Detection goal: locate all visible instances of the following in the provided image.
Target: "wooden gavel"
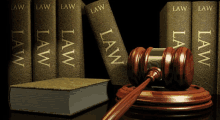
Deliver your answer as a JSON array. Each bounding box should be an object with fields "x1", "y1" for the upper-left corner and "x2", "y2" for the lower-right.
[{"x1": 102, "y1": 47, "x2": 194, "y2": 120}]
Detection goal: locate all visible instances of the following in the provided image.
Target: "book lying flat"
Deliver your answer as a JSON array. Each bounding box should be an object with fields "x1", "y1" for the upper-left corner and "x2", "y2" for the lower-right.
[{"x1": 9, "y1": 78, "x2": 110, "y2": 116}]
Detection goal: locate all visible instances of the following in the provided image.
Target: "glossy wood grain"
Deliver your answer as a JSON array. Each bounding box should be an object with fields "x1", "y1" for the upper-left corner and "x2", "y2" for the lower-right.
[
  {"x1": 173, "y1": 47, "x2": 194, "y2": 90},
  {"x1": 116, "y1": 84, "x2": 213, "y2": 111},
  {"x1": 117, "y1": 84, "x2": 212, "y2": 105},
  {"x1": 102, "y1": 47, "x2": 197, "y2": 120},
  {"x1": 128, "y1": 47, "x2": 194, "y2": 89},
  {"x1": 140, "y1": 47, "x2": 153, "y2": 82},
  {"x1": 161, "y1": 47, "x2": 175, "y2": 87},
  {"x1": 102, "y1": 67, "x2": 162, "y2": 120},
  {"x1": 127, "y1": 47, "x2": 146, "y2": 86}
]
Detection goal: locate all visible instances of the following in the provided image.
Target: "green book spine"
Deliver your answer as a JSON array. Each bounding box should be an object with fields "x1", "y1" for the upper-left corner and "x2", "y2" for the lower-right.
[
  {"x1": 8, "y1": 0, "x2": 32, "y2": 85},
  {"x1": 33, "y1": 0, "x2": 57, "y2": 81},
  {"x1": 57, "y1": 0, "x2": 84, "y2": 78},
  {"x1": 192, "y1": 1, "x2": 217, "y2": 96},
  {"x1": 160, "y1": 1, "x2": 191, "y2": 50},
  {"x1": 85, "y1": 0, "x2": 129, "y2": 85}
]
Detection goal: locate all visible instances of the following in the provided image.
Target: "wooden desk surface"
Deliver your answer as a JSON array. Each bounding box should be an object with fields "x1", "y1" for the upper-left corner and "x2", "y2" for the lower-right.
[{"x1": 7, "y1": 96, "x2": 218, "y2": 120}]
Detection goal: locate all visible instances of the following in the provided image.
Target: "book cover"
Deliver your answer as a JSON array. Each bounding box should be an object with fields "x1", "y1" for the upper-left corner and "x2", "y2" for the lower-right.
[
  {"x1": 8, "y1": 0, "x2": 32, "y2": 85},
  {"x1": 57, "y1": 0, "x2": 84, "y2": 78},
  {"x1": 192, "y1": 1, "x2": 217, "y2": 96},
  {"x1": 160, "y1": 1, "x2": 191, "y2": 50},
  {"x1": 85, "y1": 0, "x2": 129, "y2": 86},
  {"x1": 10, "y1": 78, "x2": 110, "y2": 115},
  {"x1": 33, "y1": 0, "x2": 57, "y2": 81}
]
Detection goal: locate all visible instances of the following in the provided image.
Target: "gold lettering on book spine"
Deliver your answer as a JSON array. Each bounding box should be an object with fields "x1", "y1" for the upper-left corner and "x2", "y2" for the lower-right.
[
  {"x1": 12, "y1": 31, "x2": 24, "y2": 50},
  {"x1": 172, "y1": 31, "x2": 186, "y2": 49},
  {"x1": 37, "y1": 30, "x2": 50, "y2": 67},
  {"x1": 61, "y1": 4, "x2": 75, "y2": 9},
  {"x1": 90, "y1": 4, "x2": 105, "y2": 14},
  {"x1": 61, "y1": 30, "x2": 75, "y2": 67},
  {"x1": 11, "y1": 4, "x2": 25, "y2": 10},
  {"x1": 173, "y1": 6, "x2": 188, "y2": 11},
  {"x1": 198, "y1": 6, "x2": 213, "y2": 11},
  {"x1": 38, "y1": 49, "x2": 50, "y2": 67},
  {"x1": 12, "y1": 49, "x2": 25, "y2": 67},
  {"x1": 36, "y1": 4, "x2": 51, "y2": 10},
  {"x1": 100, "y1": 28, "x2": 124, "y2": 64},
  {"x1": 11, "y1": 30, "x2": 25, "y2": 67},
  {"x1": 197, "y1": 30, "x2": 211, "y2": 67},
  {"x1": 62, "y1": 50, "x2": 75, "y2": 67},
  {"x1": 37, "y1": 30, "x2": 50, "y2": 50}
]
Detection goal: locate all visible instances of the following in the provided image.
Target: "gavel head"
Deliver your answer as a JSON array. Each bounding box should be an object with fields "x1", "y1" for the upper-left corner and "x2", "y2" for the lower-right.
[{"x1": 127, "y1": 47, "x2": 194, "y2": 90}]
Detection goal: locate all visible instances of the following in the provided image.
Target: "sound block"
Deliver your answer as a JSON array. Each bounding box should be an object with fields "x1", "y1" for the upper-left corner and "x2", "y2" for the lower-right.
[{"x1": 115, "y1": 84, "x2": 213, "y2": 112}]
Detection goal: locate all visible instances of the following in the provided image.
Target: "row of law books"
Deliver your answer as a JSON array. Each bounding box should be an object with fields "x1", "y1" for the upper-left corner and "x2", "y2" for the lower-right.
[
  {"x1": 9, "y1": 0, "x2": 130, "y2": 115},
  {"x1": 9, "y1": 0, "x2": 85, "y2": 85},
  {"x1": 159, "y1": 1, "x2": 220, "y2": 119},
  {"x1": 9, "y1": 0, "x2": 129, "y2": 86}
]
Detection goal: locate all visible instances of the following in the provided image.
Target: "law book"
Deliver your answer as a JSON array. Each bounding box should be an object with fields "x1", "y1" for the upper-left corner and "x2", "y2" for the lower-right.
[
  {"x1": 217, "y1": 2, "x2": 220, "y2": 119},
  {"x1": 9, "y1": 78, "x2": 110, "y2": 115},
  {"x1": 10, "y1": 102, "x2": 108, "y2": 120},
  {"x1": 85, "y1": 0, "x2": 129, "y2": 86},
  {"x1": 160, "y1": 1, "x2": 191, "y2": 50},
  {"x1": 8, "y1": 0, "x2": 32, "y2": 85},
  {"x1": 57, "y1": 0, "x2": 84, "y2": 78},
  {"x1": 192, "y1": 1, "x2": 217, "y2": 96},
  {"x1": 33, "y1": 0, "x2": 57, "y2": 81}
]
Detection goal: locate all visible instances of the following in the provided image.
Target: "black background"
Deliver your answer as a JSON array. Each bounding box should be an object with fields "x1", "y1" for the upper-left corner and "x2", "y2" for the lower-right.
[
  {"x1": 4, "y1": 0, "x2": 168, "y2": 81},
  {"x1": 82, "y1": 0, "x2": 167, "y2": 79}
]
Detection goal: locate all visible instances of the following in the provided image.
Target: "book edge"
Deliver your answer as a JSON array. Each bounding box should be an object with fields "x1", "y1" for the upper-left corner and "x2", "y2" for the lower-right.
[{"x1": 10, "y1": 78, "x2": 110, "y2": 91}]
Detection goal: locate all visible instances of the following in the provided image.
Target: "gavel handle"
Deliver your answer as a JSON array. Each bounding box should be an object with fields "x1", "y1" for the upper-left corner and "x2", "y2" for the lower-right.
[{"x1": 102, "y1": 78, "x2": 151, "y2": 120}]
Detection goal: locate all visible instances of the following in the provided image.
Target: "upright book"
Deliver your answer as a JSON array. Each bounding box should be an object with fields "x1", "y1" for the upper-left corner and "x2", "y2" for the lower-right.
[
  {"x1": 57, "y1": 0, "x2": 84, "y2": 78},
  {"x1": 10, "y1": 78, "x2": 110, "y2": 115},
  {"x1": 8, "y1": 0, "x2": 32, "y2": 85},
  {"x1": 160, "y1": 1, "x2": 191, "y2": 50},
  {"x1": 192, "y1": 1, "x2": 217, "y2": 96},
  {"x1": 85, "y1": 0, "x2": 129, "y2": 86},
  {"x1": 217, "y1": 2, "x2": 220, "y2": 119},
  {"x1": 33, "y1": 0, "x2": 57, "y2": 81}
]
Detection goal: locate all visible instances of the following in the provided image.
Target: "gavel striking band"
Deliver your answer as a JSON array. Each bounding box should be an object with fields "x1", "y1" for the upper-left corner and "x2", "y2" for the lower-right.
[{"x1": 102, "y1": 47, "x2": 194, "y2": 120}]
